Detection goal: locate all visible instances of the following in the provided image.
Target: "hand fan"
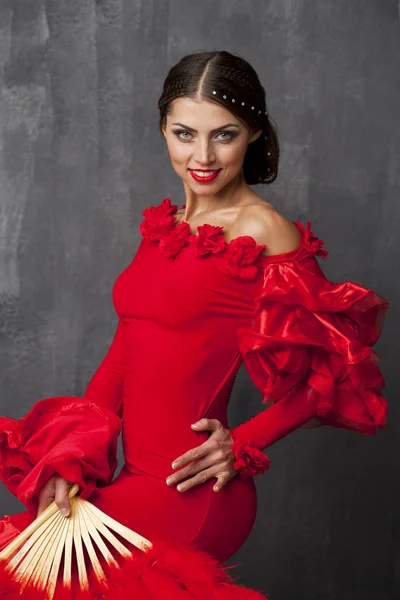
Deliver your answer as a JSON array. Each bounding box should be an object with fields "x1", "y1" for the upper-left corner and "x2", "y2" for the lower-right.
[{"x1": 0, "y1": 483, "x2": 152, "y2": 600}]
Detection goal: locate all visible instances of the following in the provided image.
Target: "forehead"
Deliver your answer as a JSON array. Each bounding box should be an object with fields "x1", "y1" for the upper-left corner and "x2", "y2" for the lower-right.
[{"x1": 168, "y1": 97, "x2": 244, "y2": 127}]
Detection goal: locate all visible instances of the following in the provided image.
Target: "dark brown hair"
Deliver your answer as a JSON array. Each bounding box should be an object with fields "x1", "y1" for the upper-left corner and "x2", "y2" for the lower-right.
[{"x1": 158, "y1": 50, "x2": 279, "y2": 185}]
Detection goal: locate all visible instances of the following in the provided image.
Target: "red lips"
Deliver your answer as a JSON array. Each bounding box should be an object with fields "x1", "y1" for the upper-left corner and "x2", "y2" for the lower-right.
[{"x1": 188, "y1": 169, "x2": 221, "y2": 183}]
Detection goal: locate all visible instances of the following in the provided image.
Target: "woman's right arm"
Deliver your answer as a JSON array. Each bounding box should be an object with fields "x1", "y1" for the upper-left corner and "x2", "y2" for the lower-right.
[
  {"x1": 82, "y1": 318, "x2": 127, "y2": 418},
  {"x1": 36, "y1": 318, "x2": 127, "y2": 516}
]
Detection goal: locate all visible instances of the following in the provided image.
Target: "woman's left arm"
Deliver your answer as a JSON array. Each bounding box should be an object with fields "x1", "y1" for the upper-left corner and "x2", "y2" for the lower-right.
[{"x1": 228, "y1": 250, "x2": 388, "y2": 478}]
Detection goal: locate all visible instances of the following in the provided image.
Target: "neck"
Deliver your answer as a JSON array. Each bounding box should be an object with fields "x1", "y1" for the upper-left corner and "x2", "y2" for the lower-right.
[{"x1": 181, "y1": 169, "x2": 250, "y2": 220}]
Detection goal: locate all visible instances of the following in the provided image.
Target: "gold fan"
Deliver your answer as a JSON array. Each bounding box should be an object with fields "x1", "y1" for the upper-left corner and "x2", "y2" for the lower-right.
[{"x1": 0, "y1": 483, "x2": 152, "y2": 600}]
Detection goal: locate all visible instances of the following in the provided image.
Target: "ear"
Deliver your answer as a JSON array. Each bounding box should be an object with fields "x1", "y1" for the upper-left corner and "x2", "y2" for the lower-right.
[{"x1": 249, "y1": 129, "x2": 263, "y2": 144}]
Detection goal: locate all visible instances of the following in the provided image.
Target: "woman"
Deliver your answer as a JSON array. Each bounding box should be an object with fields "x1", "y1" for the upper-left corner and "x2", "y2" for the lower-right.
[{"x1": 0, "y1": 50, "x2": 388, "y2": 598}]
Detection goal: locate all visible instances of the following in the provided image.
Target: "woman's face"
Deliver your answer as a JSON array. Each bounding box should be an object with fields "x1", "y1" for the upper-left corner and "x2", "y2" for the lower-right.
[{"x1": 162, "y1": 97, "x2": 261, "y2": 195}]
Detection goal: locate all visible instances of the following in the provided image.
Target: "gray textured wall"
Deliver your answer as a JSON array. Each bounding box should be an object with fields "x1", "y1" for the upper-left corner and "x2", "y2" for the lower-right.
[{"x1": 0, "y1": 1, "x2": 399, "y2": 599}]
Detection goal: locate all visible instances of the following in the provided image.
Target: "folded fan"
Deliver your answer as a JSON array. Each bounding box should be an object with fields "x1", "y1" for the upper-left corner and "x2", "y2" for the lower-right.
[{"x1": 0, "y1": 483, "x2": 152, "y2": 600}]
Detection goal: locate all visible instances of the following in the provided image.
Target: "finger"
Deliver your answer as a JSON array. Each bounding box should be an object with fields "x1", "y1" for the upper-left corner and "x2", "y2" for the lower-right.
[
  {"x1": 176, "y1": 469, "x2": 212, "y2": 492},
  {"x1": 176, "y1": 454, "x2": 236, "y2": 492},
  {"x1": 167, "y1": 455, "x2": 216, "y2": 486},
  {"x1": 191, "y1": 418, "x2": 221, "y2": 432},
  {"x1": 213, "y1": 472, "x2": 234, "y2": 492},
  {"x1": 55, "y1": 478, "x2": 72, "y2": 517},
  {"x1": 172, "y1": 443, "x2": 210, "y2": 470},
  {"x1": 176, "y1": 466, "x2": 226, "y2": 493},
  {"x1": 168, "y1": 440, "x2": 230, "y2": 483},
  {"x1": 172, "y1": 422, "x2": 225, "y2": 469},
  {"x1": 36, "y1": 477, "x2": 56, "y2": 518}
]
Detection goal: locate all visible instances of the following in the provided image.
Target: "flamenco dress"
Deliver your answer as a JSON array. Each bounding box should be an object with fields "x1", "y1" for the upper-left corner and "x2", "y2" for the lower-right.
[{"x1": 0, "y1": 197, "x2": 388, "y2": 598}]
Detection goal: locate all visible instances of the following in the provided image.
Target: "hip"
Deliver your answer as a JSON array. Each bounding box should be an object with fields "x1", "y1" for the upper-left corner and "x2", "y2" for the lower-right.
[{"x1": 90, "y1": 464, "x2": 258, "y2": 561}]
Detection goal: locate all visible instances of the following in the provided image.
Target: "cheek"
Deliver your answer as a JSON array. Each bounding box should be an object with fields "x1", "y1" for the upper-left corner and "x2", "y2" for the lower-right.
[
  {"x1": 166, "y1": 139, "x2": 190, "y2": 166},
  {"x1": 219, "y1": 140, "x2": 248, "y2": 167}
]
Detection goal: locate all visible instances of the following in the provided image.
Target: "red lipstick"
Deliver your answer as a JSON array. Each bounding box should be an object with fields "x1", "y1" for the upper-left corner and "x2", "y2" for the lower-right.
[{"x1": 188, "y1": 169, "x2": 221, "y2": 184}]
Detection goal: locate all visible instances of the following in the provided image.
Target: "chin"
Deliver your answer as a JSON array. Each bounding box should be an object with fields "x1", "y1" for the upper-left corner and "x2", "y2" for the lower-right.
[{"x1": 188, "y1": 182, "x2": 225, "y2": 196}]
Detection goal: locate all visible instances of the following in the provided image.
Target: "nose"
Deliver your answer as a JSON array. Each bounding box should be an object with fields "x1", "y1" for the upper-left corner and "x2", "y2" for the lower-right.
[{"x1": 193, "y1": 138, "x2": 216, "y2": 166}]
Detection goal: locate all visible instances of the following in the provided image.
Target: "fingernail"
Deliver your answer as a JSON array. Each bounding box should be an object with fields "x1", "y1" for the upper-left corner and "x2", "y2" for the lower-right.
[
  {"x1": 191, "y1": 423, "x2": 199, "y2": 428},
  {"x1": 214, "y1": 486, "x2": 219, "y2": 492},
  {"x1": 61, "y1": 508, "x2": 69, "y2": 517},
  {"x1": 172, "y1": 462, "x2": 178, "y2": 469},
  {"x1": 177, "y1": 484, "x2": 183, "y2": 492},
  {"x1": 166, "y1": 478, "x2": 173, "y2": 485}
]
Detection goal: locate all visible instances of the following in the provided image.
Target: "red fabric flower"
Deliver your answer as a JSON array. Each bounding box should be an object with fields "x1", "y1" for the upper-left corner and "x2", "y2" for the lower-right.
[
  {"x1": 140, "y1": 198, "x2": 177, "y2": 242},
  {"x1": 159, "y1": 221, "x2": 191, "y2": 258},
  {"x1": 219, "y1": 236, "x2": 266, "y2": 280},
  {"x1": 295, "y1": 221, "x2": 329, "y2": 259},
  {"x1": 231, "y1": 440, "x2": 271, "y2": 479},
  {"x1": 190, "y1": 224, "x2": 226, "y2": 256}
]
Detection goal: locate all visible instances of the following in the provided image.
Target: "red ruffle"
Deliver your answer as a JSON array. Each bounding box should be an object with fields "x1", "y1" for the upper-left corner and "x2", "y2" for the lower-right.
[
  {"x1": 0, "y1": 516, "x2": 22, "y2": 553},
  {"x1": 237, "y1": 260, "x2": 388, "y2": 434},
  {"x1": 294, "y1": 221, "x2": 329, "y2": 260},
  {"x1": 230, "y1": 440, "x2": 271, "y2": 479},
  {"x1": 0, "y1": 537, "x2": 269, "y2": 599},
  {"x1": 0, "y1": 397, "x2": 121, "y2": 513}
]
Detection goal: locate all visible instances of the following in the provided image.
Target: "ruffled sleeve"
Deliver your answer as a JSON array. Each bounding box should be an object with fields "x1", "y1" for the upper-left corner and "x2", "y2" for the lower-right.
[
  {"x1": 0, "y1": 396, "x2": 121, "y2": 514},
  {"x1": 229, "y1": 226, "x2": 388, "y2": 475}
]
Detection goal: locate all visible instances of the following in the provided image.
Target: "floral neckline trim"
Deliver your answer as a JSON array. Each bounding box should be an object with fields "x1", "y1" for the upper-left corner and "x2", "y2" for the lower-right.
[{"x1": 139, "y1": 198, "x2": 329, "y2": 280}]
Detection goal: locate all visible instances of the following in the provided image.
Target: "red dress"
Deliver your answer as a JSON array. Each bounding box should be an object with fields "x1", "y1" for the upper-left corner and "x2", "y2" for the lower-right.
[{"x1": 0, "y1": 198, "x2": 388, "y2": 598}]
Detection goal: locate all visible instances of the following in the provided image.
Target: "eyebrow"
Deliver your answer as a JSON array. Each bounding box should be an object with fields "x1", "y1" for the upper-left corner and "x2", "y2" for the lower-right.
[{"x1": 171, "y1": 122, "x2": 240, "y2": 134}]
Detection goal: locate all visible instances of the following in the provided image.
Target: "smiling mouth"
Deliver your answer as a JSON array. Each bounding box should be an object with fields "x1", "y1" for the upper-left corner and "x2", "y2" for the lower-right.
[{"x1": 188, "y1": 169, "x2": 221, "y2": 178}]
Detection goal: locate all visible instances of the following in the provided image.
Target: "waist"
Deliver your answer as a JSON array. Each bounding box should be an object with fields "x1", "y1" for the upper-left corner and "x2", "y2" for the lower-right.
[{"x1": 121, "y1": 424, "x2": 210, "y2": 478}]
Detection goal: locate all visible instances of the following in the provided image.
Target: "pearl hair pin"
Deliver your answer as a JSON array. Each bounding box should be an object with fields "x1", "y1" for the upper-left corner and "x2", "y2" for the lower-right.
[{"x1": 212, "y1": 90, "x2": 267, "y2": 116}]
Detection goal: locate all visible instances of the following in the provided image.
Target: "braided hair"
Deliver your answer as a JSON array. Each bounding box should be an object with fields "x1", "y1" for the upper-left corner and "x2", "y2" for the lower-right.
[{"x1": 158, "y1": 50, "x2": 279, "y2": 185}]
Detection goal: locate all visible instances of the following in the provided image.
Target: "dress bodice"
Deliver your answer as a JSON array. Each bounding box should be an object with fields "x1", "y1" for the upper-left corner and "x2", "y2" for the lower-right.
[{"x1": 111, "y1": 198, "x2": 271, "y2": 477}]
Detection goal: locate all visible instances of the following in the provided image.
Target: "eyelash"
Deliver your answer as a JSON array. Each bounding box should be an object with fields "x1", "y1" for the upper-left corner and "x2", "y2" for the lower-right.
[{"x1": 172, "y1": 130, "x2": 237, "y2": 142}]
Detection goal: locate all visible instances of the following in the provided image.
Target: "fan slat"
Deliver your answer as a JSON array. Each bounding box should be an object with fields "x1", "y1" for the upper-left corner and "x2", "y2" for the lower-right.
[
  {"x1": 72, "y1": 498, "x2": 89, "y2": 590},
  {"x1": 78, "y1": 501, "x2": 133, "y2": 559},
  {"x1": 30, "y1": 511, "x2": 66, "y2": 588},
  {"x1": 78, "y1": 500, "x2": 119, "y2": 567},
  {"x1": 45, "y1": 512, "x2": 71, "y2": 600},
  {"x1": 82, "y1": 499, "x2": 152, "y2": 552},
  {"x1": 6, "y1": 509, "x2": 62, "y2": 573},
  {"x1": 14, "y1": 512, "x2": 64, "y2": 589},
  {"x1": 76, "y1": 500, "x2": 107, "y2": 584},
  {"x1": 63, "y1": 498, "x2": 76, "y2": 586}
]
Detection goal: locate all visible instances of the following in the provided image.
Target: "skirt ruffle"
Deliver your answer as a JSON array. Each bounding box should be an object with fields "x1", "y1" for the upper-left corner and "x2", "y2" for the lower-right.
[{"x1": 0, "y1": 532, "x2": 269, "y2": 599}]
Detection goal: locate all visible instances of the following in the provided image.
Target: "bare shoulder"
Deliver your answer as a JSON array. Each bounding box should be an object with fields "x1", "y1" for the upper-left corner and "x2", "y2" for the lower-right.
[{"x1": 231, "y1": 201, "x2": 301, "y2": 256}]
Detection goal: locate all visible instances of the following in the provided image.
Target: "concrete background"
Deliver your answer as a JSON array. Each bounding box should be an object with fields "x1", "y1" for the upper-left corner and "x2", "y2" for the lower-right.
[{"x1": 0, "y1": 1, "x2": 399, "y2": 598}]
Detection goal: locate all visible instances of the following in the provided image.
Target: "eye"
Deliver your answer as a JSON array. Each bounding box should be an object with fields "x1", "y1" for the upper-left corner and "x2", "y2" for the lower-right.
[
  {"x1": 172, "y1": 129, "x2": 238, "y2": 142},
  {"x1": 215, "y1": 131, "x2": 236, "y2": 141},
  {"x1": 172, "y1": 130, "x2": 193, "y2": 141}
]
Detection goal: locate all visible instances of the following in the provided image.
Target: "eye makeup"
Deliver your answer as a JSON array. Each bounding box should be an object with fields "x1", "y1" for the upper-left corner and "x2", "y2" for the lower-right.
[{"x1": 172, "y1": 129, "x2": 239, "y2": 142}]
